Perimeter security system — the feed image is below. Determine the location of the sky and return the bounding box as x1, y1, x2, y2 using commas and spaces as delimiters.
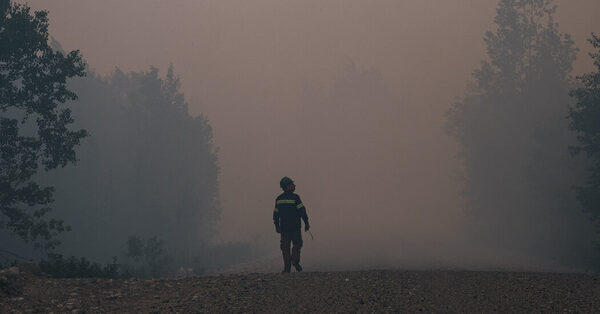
18, 0, 600, 270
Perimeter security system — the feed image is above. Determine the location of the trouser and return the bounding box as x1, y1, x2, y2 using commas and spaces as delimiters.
280, 229, 303, 271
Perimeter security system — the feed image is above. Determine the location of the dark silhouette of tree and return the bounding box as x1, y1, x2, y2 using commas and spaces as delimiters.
0, 1, 86, 250
31, 65, 220, 268
446, 0, 597, 268
569, 33, 600, 252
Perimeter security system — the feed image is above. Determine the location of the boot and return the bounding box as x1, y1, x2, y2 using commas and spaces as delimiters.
292, 260, 302, 272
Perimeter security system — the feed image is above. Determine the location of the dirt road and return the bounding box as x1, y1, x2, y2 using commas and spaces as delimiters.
2, 267, 600, 312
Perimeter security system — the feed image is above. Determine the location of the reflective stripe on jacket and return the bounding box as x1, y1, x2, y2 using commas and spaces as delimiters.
273, 192, 308, 232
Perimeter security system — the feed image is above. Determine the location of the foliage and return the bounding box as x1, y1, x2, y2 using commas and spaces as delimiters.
12, 64, 221, 268
0, 1, 86, 249
124, 235, 171, 278
568, 33, 600, 233
39, 253, 120, 278
0, 259, 17, 270
446, 0, 596, 267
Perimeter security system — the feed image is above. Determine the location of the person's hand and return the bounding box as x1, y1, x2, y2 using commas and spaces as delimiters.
305, 223, 310, 232
275, 225, 281, 233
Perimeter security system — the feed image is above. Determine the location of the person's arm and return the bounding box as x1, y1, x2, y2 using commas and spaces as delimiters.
273, 201, 281, 233
296, 195, 309, 231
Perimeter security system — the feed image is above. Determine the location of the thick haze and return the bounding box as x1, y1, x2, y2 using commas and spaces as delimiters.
20, 0, 600, 271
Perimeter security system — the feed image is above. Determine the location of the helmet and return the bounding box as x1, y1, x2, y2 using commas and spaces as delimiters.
279, 177, 294, 190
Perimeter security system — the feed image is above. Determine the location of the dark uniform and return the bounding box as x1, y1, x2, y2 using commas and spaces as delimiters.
273, 191, 309, 272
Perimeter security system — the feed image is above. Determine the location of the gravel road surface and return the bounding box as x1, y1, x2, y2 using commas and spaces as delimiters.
2, 267, 600, 312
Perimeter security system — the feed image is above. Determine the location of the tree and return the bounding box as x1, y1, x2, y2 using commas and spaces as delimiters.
0, 1, 86, 249
446, 0, 597, 267
28, 65, 220, 269
568, 33, 600, 247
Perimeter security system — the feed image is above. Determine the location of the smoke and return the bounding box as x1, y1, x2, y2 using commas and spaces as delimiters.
15, 0, 600, 272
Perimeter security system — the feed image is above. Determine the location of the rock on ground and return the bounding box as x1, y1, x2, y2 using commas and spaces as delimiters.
1, 269, 600, 312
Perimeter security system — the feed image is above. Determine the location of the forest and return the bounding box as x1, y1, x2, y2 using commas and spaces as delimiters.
1, 0, 600, 277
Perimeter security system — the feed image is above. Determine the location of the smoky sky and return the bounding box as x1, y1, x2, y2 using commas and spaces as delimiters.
20, 0, 600, 271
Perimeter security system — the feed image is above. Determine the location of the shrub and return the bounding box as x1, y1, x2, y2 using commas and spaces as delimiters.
39, 254, 121, 278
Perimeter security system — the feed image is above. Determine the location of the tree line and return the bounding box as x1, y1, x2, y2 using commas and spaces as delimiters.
2, 0, 600, 273
447, 0, 600, 270
1, 1, 227, 275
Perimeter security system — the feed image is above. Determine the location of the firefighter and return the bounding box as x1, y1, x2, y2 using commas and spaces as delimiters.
273, 176, 310, 273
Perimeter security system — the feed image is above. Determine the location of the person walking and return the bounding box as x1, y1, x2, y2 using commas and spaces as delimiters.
273, 177, 310, 273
